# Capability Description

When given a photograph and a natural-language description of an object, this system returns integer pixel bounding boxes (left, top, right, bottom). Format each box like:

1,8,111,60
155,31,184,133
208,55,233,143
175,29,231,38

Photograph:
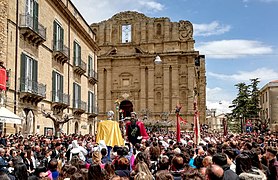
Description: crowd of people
0,112,277,180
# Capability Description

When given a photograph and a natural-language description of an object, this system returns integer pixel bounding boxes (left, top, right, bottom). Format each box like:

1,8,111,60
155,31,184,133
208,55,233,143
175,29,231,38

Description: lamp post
114,99,120,121
239,114,243,133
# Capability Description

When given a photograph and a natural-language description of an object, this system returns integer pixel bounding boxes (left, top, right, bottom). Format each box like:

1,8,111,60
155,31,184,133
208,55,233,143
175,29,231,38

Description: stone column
164,20,170,41
148,66,155,111
140,21,146,43
106,67,112,112
172,65,179,109
99,24,105,45
140,66,146,110
163,65,170,112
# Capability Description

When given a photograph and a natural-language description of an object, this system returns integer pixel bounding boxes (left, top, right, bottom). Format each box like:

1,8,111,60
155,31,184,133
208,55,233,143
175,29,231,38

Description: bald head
206,164,224,180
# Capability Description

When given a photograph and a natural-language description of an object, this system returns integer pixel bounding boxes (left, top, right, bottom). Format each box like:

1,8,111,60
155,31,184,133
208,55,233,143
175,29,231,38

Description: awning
0,107,22,124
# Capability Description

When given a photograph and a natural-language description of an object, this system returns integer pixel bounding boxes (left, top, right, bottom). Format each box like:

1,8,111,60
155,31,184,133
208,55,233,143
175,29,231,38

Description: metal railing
52,90,70,105
53,40,69,57
73,99,87,111
73,57,87,72
19,78,46,97
88,105,98,114
88,69,98,80
19,14,46,39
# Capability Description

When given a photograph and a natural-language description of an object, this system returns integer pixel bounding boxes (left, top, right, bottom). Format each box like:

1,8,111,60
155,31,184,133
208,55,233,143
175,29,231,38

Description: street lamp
154,55,162,64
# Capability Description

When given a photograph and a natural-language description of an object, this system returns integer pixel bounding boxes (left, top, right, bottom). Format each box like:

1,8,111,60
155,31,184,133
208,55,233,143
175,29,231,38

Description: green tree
229,78,261,132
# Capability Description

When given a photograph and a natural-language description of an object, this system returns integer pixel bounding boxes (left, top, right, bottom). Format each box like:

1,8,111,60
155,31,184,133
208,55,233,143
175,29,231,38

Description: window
73,83,81,108
88,55,94,77
156,23,162,35
53,21,64,51
25,0,38,31
52,71,63,102
266,92,268,102
20,53,38,92
88,91,95,113
122,24,131,43
73,41,81,66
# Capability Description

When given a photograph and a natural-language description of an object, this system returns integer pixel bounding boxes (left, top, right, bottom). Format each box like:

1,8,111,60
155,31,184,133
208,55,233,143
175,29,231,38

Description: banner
179,115,187,124
0,68,7,91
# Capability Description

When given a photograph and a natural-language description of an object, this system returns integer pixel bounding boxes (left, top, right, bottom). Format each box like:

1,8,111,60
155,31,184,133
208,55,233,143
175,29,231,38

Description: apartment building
260,80,278,131
2,0,99,135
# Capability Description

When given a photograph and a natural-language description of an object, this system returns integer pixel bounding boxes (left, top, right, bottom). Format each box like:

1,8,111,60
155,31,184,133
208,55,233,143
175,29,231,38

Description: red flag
0,68,7,90
179,115,187,124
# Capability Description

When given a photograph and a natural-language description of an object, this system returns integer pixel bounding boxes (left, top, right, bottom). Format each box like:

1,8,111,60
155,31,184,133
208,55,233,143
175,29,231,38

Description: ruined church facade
91,11,206,126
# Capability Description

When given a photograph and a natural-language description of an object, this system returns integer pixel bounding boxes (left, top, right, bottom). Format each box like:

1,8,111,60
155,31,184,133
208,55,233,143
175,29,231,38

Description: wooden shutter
88,56,91,76
73,42,76,65
52,71,56,101
60,27,64,50
32,59,38,93
20,53,26,91
88,91,91,113
73,83,76,108
78,44,81,65
33,1,39,32
53,21,57,50
60,75,64,101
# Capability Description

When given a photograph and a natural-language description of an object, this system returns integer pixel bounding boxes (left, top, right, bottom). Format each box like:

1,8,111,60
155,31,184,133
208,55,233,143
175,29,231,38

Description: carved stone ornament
179,20,193,40
122,93,130,99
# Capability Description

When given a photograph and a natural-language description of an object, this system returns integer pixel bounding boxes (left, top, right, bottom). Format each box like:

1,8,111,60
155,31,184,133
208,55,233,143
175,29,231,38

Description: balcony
53,40,69,64
73,99,87,115
88,69,98,84
19,14,46,45
73,58,86,75
87,106,98,117
52,91,70,111
19,78,46,104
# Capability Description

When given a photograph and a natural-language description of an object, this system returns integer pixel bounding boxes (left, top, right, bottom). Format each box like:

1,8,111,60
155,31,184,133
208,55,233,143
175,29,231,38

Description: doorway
119,100,133,118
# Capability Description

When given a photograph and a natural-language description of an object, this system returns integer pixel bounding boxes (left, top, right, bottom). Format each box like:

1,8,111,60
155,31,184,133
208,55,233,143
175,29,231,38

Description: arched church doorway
21,109,35,135
74,122,79,134
119,100,133,118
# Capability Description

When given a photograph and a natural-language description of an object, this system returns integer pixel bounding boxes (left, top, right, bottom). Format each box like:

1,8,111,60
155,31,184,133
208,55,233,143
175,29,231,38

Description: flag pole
175,104,181,142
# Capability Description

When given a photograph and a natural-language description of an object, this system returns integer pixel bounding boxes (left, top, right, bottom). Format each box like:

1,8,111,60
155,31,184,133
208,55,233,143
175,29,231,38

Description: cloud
138,1,164,11
193,21,231,36
71,0,164,23
206,87,233,114
259,0,278,2
196,40,273,59
208,67,278,82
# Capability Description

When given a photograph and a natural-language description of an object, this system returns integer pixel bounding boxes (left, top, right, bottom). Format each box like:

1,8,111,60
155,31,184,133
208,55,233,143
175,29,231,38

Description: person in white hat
70,140,87,161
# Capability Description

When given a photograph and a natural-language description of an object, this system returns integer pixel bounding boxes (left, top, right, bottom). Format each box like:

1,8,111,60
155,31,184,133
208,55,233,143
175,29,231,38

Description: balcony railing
19,14,46,41
53,40,69,57
87,106,98,115
73,57,87,75
73,99,87,112
88,69,98,84
19,78,46,99
52,90,70,105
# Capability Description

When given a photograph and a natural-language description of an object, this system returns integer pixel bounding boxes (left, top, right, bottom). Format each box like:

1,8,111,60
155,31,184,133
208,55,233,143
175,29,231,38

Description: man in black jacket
266,146,278,180
212,153,239,180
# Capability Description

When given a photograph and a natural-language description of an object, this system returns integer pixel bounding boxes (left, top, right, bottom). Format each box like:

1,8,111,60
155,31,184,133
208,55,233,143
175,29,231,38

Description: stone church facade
91,11,206,125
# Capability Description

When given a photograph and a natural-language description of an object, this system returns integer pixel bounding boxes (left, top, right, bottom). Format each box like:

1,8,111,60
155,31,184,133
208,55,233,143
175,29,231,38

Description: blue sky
72,0,278,114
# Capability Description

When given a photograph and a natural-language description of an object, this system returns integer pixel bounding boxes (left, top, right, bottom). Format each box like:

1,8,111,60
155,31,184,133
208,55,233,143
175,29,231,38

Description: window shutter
73,42,76,65
73,83,76,108
88,56,91,76
32,59,38,93
60,75,64,101
88,91,90,113
78,44,81,65
52,71,56,101
60,27,64,50
78,85,81,106
33,1,39,32
20,53,26,91
53,21,57,50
